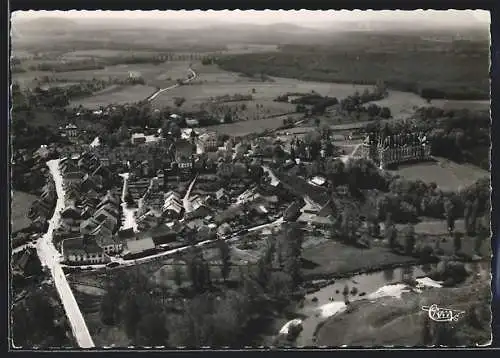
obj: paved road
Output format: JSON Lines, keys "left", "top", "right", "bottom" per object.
{"left": 36, "top": 159, "right": 95, "bottom": 349}
{"left": 182, "top": 175, "right": 198, "bottom": 214}
{"left": 61, "top": 216, "right": 285, "bottom": 270}
{"left": 147, "top": 68, "right": 197, "bottom": 102}
{"left": 119, "top": 172, "right": 138, "bottom": 232}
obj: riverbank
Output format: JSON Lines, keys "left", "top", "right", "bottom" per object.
{"left": 314, "top": 280, "right": 491, "bottom": 347}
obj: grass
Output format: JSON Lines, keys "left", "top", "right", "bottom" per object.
{"left": 390, "top": 158, "right": 489, "bottom": 192}
{"left": 315, "top": 281, "right": 491, "bottom": 347}
{"left": 12, "top": 61, "right": 192, "bottom": 90}
{"left": 301, "top": 241, "right": 416, "bottom": 279}
{"left": 69, "top": 84, "right": 158, "bottom": 109}
{"left": 11, "top": 190, "right": 37, "bottom": 233}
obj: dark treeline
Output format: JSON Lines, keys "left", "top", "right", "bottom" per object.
{"left": 366, "top": 107, "right": 490, "bottom": 170}
{"left": 215, "top": 41, "right": 489, "bottom": 101}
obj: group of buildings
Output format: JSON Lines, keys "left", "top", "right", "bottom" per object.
{"left": 358, "top": 131, "right": 431, "bottom": 169}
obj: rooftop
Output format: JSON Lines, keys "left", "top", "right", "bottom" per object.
{"left": 125, "top": 237, "right": 155, "bottom": 255}
{"left": 62, "top": 236, "right": 103, "bottom": 256}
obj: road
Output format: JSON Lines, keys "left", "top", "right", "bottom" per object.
{"left": 36, "top": 159, "right": 95, "bottom": 348}
{"left": 119, "top": 172, "right": 138, "bottom": 232}
{"left": 61, "top": 216, "right": 285, "bottom": 270}
{"left": 182, "top": 175, "right": 198, "bottom": 214}
{"left": 147, "top": 68, "right": 197, "bottom": 102}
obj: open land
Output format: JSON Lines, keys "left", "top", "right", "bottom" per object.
{"left": 11, "top": 191, "right": 38, "bottom": 233}
{"left": 391, "top": 158, "right": 489, "bottom": 191}
{"left": 315, "top": 281, "right": 490, "bottom": 347}
{"left": 69, "top": 84, "right": 158, "bottom": 109}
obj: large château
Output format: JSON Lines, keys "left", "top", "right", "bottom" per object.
{"left": 359, "top": 131, "right": 431, "bottom": 169}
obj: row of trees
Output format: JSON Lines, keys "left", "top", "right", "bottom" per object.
{"left": 98, "top": 223, "right": 304, "bottom": 347}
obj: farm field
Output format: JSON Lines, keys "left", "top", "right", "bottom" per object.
{"left": 223, "top": 43, "right": 280, "bottom": 54}
{"left": 60, "top": 49, "right": 164, "bottom": 60}
{"left": 12, "top": 61, "right": 193, "bottom": 90}
{"left": 11, "top": 190, "right": 37, "bottom": 233}
{"left": 203, "top": 114, "right": 304, "bottom": 136}
{"left": 69, "top": 84, "right": 158, "bottom": 109}
{"left": 390, "top": 158, "right": 489, "bottom": 191}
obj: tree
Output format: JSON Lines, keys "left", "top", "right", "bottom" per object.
{"left": 173, "top": 262, "right": 183, "bottom": 287}
{"left": 444, "top": 198, "right": 455, "bottom": 234}
{"left": 170, "top": 123, "right": 182, "bottom": 139}
{"left": 380, "top": 107, "right": 391, "bottom": 119}
{"left": 463, "top": 200, "right": 472, "bottom": 235}
{"left": 469, "top": 198, "right": 480, "bottom": 235}
{"left": 135, "top": 312, "right": 169, "bottom": 347}
{"left": 174, "top": 97, "right": 186, "bottom": 107}
{"left": 403, "top": 224, "right": 416, "bottom": 255}
{"left": 217, "top": 239, "right": 231, "bottom": 282}
{"left": 453, "top": 233, "right": 462, "bottom": 254}
{"left": 123, "top": 294, "right": 141, "bottom": 339}
{"left": 340, "top": 205, "right": 361, "bottom": 245}
{"left": 100, "top": 292, "right": 118, "bottom": 326}
{"left": 421, "top": 317, "right": 433, "bottom": 345}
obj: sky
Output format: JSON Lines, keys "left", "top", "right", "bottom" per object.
{"left": 12, "top": 10, "right": 490, "bottom": 28}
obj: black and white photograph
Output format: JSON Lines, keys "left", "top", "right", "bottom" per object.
{"left": 9, "top": 9, "right": 492, "bottom": 349}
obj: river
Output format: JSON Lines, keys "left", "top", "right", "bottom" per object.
{"left": 272, "top": 261, "right": 489, "bottom": 347}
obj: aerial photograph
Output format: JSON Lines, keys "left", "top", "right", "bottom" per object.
{"left": 10, "top": 9, "right": 491, "bottom": 349}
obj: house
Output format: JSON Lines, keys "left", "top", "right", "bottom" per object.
{"left": 61, "top": 236, "right": 108, "bottom": 264}
{"left": 186, "top": 119, "right": 200, "bottom": 127}
{"left": 185, "top": 197, "right": 213, "bottom": 220}
{"left": 95, "top": 235, "right": 123, "bottom": 255}
{"left": 162, "top": 192, "right": 184, "bottom": 219}
{"left": 60, "top": 157, "right": 80, "bottom": 174}
{"left": 95, "top": 191, "right": 120, "bottom": 211}
{"left": 175, "top": 139, "right": 195, "bottom": 170}
{"left": 146, "top": 226, "right": 178, "bottom": 246}
{"left": 88, "top": 220, "right": 114, "bottom": 239}
{"left": 124, "top": 237, "right": 156, "bottom": 258}
{"left": 308, "top": 176, "right": 327, "bottom": 187}
{"left": 64, "top": 171, "right": 85, "bottom": 185}
{"left": 215, "top": 188, "right": 228, "bottom": 203}
{"left": 81, "top": 174, "right": 101, "bottom": 193}
{"left": 28, "top": 199, "right": 53, "bottom": 220}
{"left": 197, "top": 132, "right": 218, "bottom": 152}
{"left": 131, "top": 133, "right": 147, "bottom": 145}
{"left": 118, "top": 228, "right": 136, "bottom": 240}
{"left": 297, "top": 213, "right": 335, "bottom": 228}
{"left": 60, "top": 202, "right": 82, "bottom": 220}
{"left": 61, "top": 124, "right": 79, "bottom": 138}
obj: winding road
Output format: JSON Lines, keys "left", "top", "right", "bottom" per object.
{"left": 147, "top": 68, "right": 197, "bottom": 102}
{"left": 36, "top": 159, "right": 95, "bottom": 349}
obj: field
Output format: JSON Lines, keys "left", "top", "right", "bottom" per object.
{"left": 60, "top": 49, "right": 163, "bottom": 60}
{"left": 301, "top": 241, "right": 416, "bottom": 279}
{"left": 69, "top": 84, "right": 158, "bottom": 109}
{"left": 12, "top": 61, "right": 193, "bottom": 90}
{"left": 390, "top": 158, "right": 489, "bottom": 191}
{"left": 315, "top": 281, "right": 490, "bottom": 346}
{"left": 11, "top": 190, "right": 37, "bottom": 233}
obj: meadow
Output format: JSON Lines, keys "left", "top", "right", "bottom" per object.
{"left": 69, "top": 85, "right": 158, "bottom": 109}
{"left": 11, "top": 190, "right": 38, "bottom": 233}
{"left": 390, "top": 158, "right": 489, "bottom": 192}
